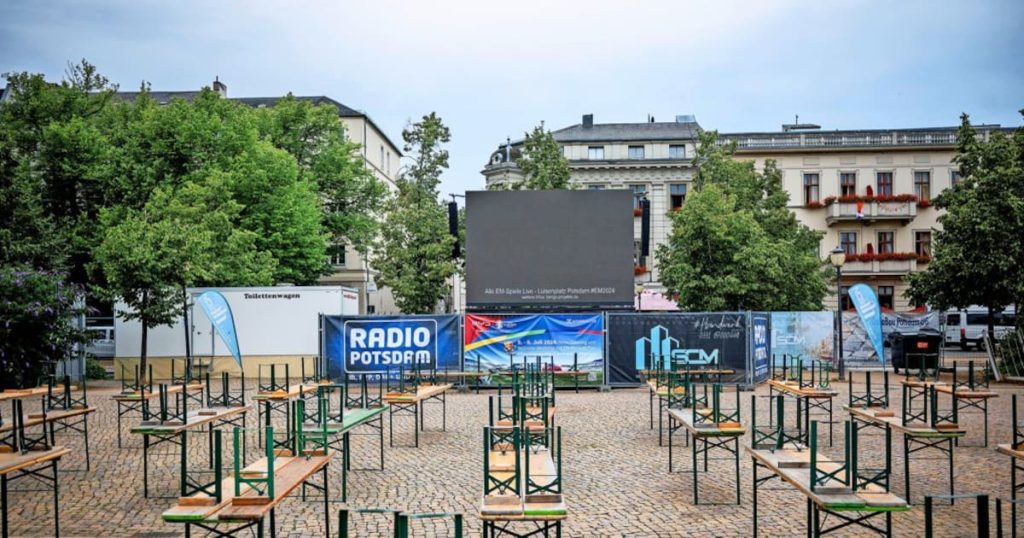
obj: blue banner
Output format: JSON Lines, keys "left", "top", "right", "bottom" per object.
{"left": 849, "top": 284, "right": 885, "bottom": 366}
{"left": 463, "top": 314, "right": 604, "bottom": 381}
{"left": 196, "top": 291, "right": 242, "bottom": 367}
{"left": 324, "top": 315, "right": 461, "bottom": 378}
{"left": 751, "top": 313, "right": 770, "bottom": 383}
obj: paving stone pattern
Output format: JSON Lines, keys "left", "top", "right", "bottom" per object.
{"left": 4, "top": 378, "right": 1023, "bottom": 537}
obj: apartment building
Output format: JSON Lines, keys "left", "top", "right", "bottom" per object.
{"left": 118, "top": 79, "right": 402, "bottom": 314}
{"left": 481, "top": 114, "right": 1014, "bottom": 311}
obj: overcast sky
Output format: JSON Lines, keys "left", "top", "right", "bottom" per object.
{"left": 2, "top": 0, "right": 1022, "bottom": 199}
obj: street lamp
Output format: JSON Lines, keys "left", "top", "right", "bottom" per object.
{"left": 635, "top": 283, "right": 645, "bottom": 311}
{"left": 829, "top": 246, "right": 847, "bottom": 379}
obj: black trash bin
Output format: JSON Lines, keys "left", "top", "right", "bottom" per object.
{"left": 889, "top": 328, "right": 942, "bottom": 373}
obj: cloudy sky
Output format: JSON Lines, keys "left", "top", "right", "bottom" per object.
{"left": 2, "top": 0, "right": 1022, "bottom": 198}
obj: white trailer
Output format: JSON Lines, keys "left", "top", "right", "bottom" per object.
{"left": 114, "top": 286, "right": 359, "bottom": 378}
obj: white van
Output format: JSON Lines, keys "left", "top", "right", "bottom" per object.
{"left": 944, "top": 307, "right": 1016, "bottom": 350}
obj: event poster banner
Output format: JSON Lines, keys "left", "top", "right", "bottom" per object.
{"left": 770, "top": 311, "right": 835, "bottom": 365}
{"left": 751, "top": 313, "right": 770, "bottom": 383}
{"left": 324, "top": 315, "right": 461, "bottom": 379}
{"left": 841, "top": 311, "right": 940, "bottom": 366}
{"left": 606, "top": 313, "right": 748, "bottom": 385}
{"left": 463, "top": 314, "right": 604, "bottom": 382}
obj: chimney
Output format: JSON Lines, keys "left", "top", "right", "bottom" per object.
{"left": 675, "top": 115, "right": 696, "bottom": 123}
{"left": 582, "top": 114, "right": 593, "bottom": 128}
{"left": 212, "top": 76, "right": 227, "bottom": 97}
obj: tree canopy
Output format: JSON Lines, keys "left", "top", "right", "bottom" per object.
{"left": 515, "top": 124, "right": 571, "bottom": 190}
{"left": 657, "top": 131, "right": 828, "bottom": 311}
{"left": 907, "top": 113, "right": 1024, "bottom": 335}
{"left": 373, "top": 113, "right": 458, "bottom": 313}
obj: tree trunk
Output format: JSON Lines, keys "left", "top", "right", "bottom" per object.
{"left": 182, "top": 285, "right": 191, "bottom": 382}
{"left": 139, "top": 290, "right": 149, "bottom": 383}
{"left": 987, "top": 305, "right": 996, "bottom": 349}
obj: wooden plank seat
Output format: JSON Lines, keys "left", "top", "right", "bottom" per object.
{"left": 383, "top": 383, "right": 452, "bottom": 404}
{"left": 113, "top": 382, "right": 203, "bottom": 402}
{"left": 845, "top": 406, "right": 965, "bottom": 437}
{"left": 0, "top": 386, "right": 71, "bottom": 403}
{"left": 0, "top": 407, "right": 96, "bottom": 434}
{"left": 162, "top": 453, "right": 331, "bottom": 523}
{"left": 747, "top": 447, "right": 910, "bottom": 512}
{"left": 481, "top": 448, "right": 566, "bottom": 520}
{"left": 666, "top": 407, "right": 745, "bottom": 436}
{"left": 495, "top": 406, "right": 556, "bottom": 431}
{"left": 131, "top": 406, "right": 249, "bottom": 434}
{"left": 996, "top": 443, "right": 1024, "bottom": 460}
{"left": 251, "top": 383, "right": 320, "bottom": 401}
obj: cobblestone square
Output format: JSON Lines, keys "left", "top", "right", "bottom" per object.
{"left": 4, "top": 378, "right": 1022, "bottom": 537}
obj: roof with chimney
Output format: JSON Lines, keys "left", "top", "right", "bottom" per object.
{"left": 550, "top": 115, "right": 702, "bottom": 143}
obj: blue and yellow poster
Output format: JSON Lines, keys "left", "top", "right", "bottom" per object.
{"left": 463, "top": 314, "right": 604, "bottom": 382}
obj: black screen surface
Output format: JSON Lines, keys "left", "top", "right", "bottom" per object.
{"left": 465, "top": 189, "right": 634, "bottom": 310}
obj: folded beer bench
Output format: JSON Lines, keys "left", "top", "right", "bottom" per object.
{"left": 480, "top": 425, "right": 565, "bottom": 537}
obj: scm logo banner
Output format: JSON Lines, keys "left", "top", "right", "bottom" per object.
{"left": 343, "top": 319, "right": 438, "bottom": 372}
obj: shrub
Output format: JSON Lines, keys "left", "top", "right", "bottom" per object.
{"left": 85, "top": 357, "right": 109, "bottom": 380}
{"left": 0, "top": 267, "right": 86, "bottom": 389}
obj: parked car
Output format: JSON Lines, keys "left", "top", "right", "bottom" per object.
{"left": 944, "top": 307, "right": 1016, "bottom": 350}
{"left": 85, "top": 326, "right": 115, "bottom": 359}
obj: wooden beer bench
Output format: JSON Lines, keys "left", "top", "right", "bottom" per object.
{"left": 130, "top": 388, "right": 249, "bottom": 498}
{"left": 113, "top": 381, "right": 204, "bottom": 448}
{"left": 0, "top": 446, "right": 70, "bottom": 538}
{"left": 666, "top": 382, "right": 744, "bottom": 505}
{"left": 383, "top": 383, "right": 452, "bottom": 447}
{"left": 995, "top": 393, "right": 1024, "bottom": 535}
{"left": 162, "top": 426, "right": 332, "bottom": 538}
{"left": 480, "top": 425, "right": 565, "bottom": 537}
{"left": 643, "top": 365, "right": 735, "bottom": 445}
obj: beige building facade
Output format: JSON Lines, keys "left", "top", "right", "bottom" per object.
{"left": 482, "top": 115, "right": 1013, "bottom": 312}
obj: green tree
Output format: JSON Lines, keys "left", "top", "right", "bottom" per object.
{"left": 254, "top": 96, "right": 387, "bottom": 262}
{"left": 93, "top": 178, "right": 274, "bottom": 373}
{"left": 907, "top": 113, "right": 1024, "bottom": 341}
{"left": 516, "top": 124, "right": 571, "bottom": 190}
{"left": 0, "top": 61, "right": 115, "bottom": 280}
{"left": 657, "top": 131, "right": 828, "bottom": 310}
{"left": 374, "top": 113, "right": 457, "bottom": 313}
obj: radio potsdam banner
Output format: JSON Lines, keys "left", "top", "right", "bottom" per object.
{"left": 463, "top": 314, "right": 604, "bottom": 382}
{"left": 607, "top": 313, "right": 748, "bottom": 385}
{"left": 324, "top": 315, "right": 461, "bottom": 379}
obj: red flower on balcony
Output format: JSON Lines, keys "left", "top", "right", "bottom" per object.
{"left": 917, "top": 199, "right": 932, "bottom": 208}
{"left": 806, "top": 200, "right": 824, "bottom": 209}
{"left": 634, "top": 265, "right": 648, "bottom": 276}
{"left": 823, "top": 194, "right": 918, "bottom": 205}
{"left": 823, "top": 196, "right": 837, "bottom": 206}
{"left": 849, "top": 252, "right": 920, "bottom": 263}
{"left": 633, "top": 207, "right": 644, "bottom": 217}
{"left": 917, "top": 254, "right": 932, "bottom": 263}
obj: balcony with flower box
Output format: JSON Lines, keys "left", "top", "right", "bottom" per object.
{"left": 840, "top": 252, "right": 923, "bottom": 275}
{"left": 822, "top": 194, "right": 918, "bottom": 226}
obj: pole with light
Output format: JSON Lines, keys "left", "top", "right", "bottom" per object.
{"left": 829, "top": 245, "right": 847, "bottom": 380}
{"left": 635, "top": 283, "right": 645, "bottom": 311}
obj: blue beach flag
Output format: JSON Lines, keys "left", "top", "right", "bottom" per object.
{"left": 197, "top": 290, "right": 242, "bottom": 368}
{"left": 849, "top": 283, "right": 885, "bottom": 366}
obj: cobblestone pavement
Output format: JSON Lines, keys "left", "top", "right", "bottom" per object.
{"left": 5, "top": 377, "right": 1023, "bottom": 537}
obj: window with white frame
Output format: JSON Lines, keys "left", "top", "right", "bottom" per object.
{"left": 628, "top": 145, "right": 645, "bottom": 159}
{"left": 669, "top": 145, "right": 686, "bottom": 159}
{"left": 328, "top": 243, "right": 346, "bottom": 267}
{"left": 670, "top": 184, "right": 687, "bottom": 210}
{"left": 914, "top": 171, "right": 931, "bottom": 201}
{"left": 588, "top": 146, "right": 605, "bottom": 160}
{"left": 630, "top": 184, "right": 647, "bottom": 209}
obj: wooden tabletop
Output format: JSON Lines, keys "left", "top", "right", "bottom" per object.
{"left": 251, "top": 383, "right": 321, "bottom": 401}
{"left": 995, "top": 443, "right": 1024, "bottom": 460}
{"left": 0, "top": 385, "right": 70, "bottom": 403}
{"left": 0, "top": 446, "right": 71, "bottom": 475}
{"left": 768, "top": 379, "right": 839, "bottom": 398}
{"left": 383, "top": 383, "right": 453, "bottom": 403}
{"left": 934, "top": 385, "right": 999, "bottom": 399}
{"left": 667, "top": 407, "right": 745, "bottom": 437}
{"left": 0, "top": 406, "right": 96, "bottom": 434}
{"left": 113, "top": 382, "right": 204, "bottom": 402}
{"left": 845, "top": 405, "right": 965, "bottom": 437}
{"left": 301, "top": 406, "right": 388, "bottom": 434}
{"left": 745, "top": 446, "right": 909, "bottom": 512}
{"left": 130, "top": 405, "right": 249, "bottom": 435}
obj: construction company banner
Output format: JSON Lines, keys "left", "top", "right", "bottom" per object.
{"left": 841, "top": 311, "right": 940, "bottom": 366}
{"left": 463, "top": 314, "right": 604, "bottom": 383}
{"left": 771, "top": 311, "right": 836, "bottom": 366}
{"left": 606, "top": 313, "right": 748, "bottom": 385}
{"left": 323, "top": 315, "right": 461, "bottom": 379}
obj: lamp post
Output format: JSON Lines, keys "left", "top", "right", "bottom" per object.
{"left": 635, "top": 283, "right": 645, "bottom": 312}
{"left": 829, "top": 246, "right": 847, "bottom": 380}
